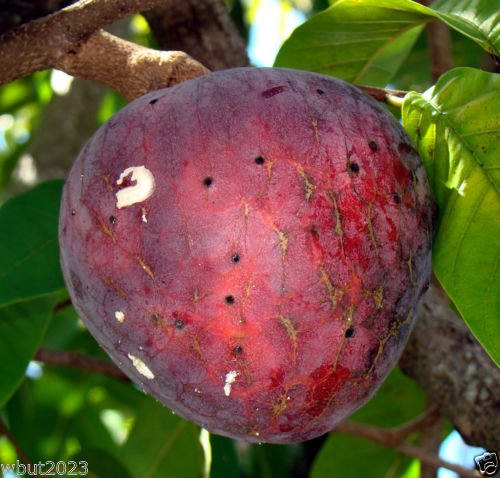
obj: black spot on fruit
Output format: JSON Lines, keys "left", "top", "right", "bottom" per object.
{"left": 174, "top": 318, "right": 185, "bottom": 330}
{"left": 203, "top": 177, "right": 213, "bottom": 187}
{"left": 349, "top": 162, "right": 360, "bottom": 173}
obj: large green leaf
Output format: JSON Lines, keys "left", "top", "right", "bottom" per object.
{"left": 402, "top": 67, "right": 500, "bottom": 366}
{"left": 351, "top": 367, "right": 426, "bottom": 427}
{"left": 274, "top": 0, "right": 429, "bottom": 86}
{"left": 432, "top": 0, "right": 500, "bottom": 57}
{"left": 312, "top": 434, "right": 410, "bottom": 478}
{"left": 72, "top": 449, "right": 133, "bottom": 478}
{"left": 121, "top": 398, "right": 204, "bottom": 478}
{"left": 0, "top": 180, "right": 65, "bottom": 305}
{"left": 274, "top": 0, "right": 498, "bottom": 86}
{"left": 209, "top": 434, "right": 239, "bottom": 478}
{"left": 0, "top": 295, "right": 55, "bottom": 406}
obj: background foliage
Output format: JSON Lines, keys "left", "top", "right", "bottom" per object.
{"left": 0, "top": 0, "right": 498, "bottom": 477}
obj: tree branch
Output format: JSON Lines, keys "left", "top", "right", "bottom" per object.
{"left": 56, "top": 30, "right": 209, "bottom": 100}
{"left": 143, "top": 0, "right": 250, "bottom": 71}
{"left": 334, "top": 420, "right": 480, "bottom": 478}
{"left": 419, "top": 0, "right": 453, "bottom": 81}
{"left": 0, "top": 0, "right": 209, "bottom": 100}
{"left": 34, "top": 347, "right": 130, "bottom": 382}
{"left": 400, "top": 285, "right": 500, "bottom": 450}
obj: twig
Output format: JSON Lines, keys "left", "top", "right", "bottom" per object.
{"left": 419, "top": 414, "right": 445, "bottom": 478}
{"left": 34, "top": 348, "right": 130, "bottom": 382}
{"left": 0, "top": 419, "right": 31, "bottom": 466}
{"left": 52, "top": 298, "right": 72, "bottom": 314}
{"left": 378, "top": 405, "right": 441, "bottom": 446}
{"left": 334, "top": 420, "right": 480, "bottom": 478}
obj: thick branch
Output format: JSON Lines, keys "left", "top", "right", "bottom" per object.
{"left": 143, "top": 0, "right": 250, "bottom": 70}
{"left": 0, "top": 0, "right": 208, "bottom": 99}
{"left": 400, "top": 285, "right": 500, "bottom": 449}
{"left": 34, "top": 347, "right": 130, "bottom": 382}
{"left": 335, "top": 420, "right": 480, "bottom": 478}
{"left": 56, "top": 30, "right": 209, "bottom": 100}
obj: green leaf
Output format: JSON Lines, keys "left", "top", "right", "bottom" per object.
{"left": 312, "top": 367, "right": 424, "bottom": 477}
{"left": 311, "top": 434, "right": 410, "bottom": 478}
{"left": 274, "top": 0, "right": 431, "bottom": 86}
{"left": 0, "top": 180, "right": 65, "bottom": 306}
{"left": 351, "top": 366, "right": 426, "bottom": 427}
{"left": 0, "top": 295, "right": 54, "bottom": 406}
{"left": 274, "top": 0, "right": 497, "bottom": 86}
{"left": 402, "top": 67, "right": 500, "bottom": 366}
{"left": 72, "top": 448, "right": 133, "bottom": 478}
{"left": 121, "top": 398, "right": 204, "bottom": 478}
{"left": 209, "top": 434, "right": 239, "bottom": 478}
{"left": 431, "top": 0, "right": 500, "bottom": 57}
{"left": 247, "top": 443, "right": 297, "bottom": 478}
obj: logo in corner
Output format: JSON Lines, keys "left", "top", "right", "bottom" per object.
{"left": 475, "top": 451, "right": 499, "bottom": 476}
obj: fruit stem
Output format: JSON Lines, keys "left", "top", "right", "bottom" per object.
{"left": 357, "top": 85, "right": 407, "bottom": 109}
{"left": 386, "top": 93, "right": 406, "bottom": 109}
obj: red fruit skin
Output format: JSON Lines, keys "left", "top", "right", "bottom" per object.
{"left": 59, "top": 67, "right": 434, "bottom": 443}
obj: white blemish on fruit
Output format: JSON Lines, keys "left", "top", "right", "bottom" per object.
{"left": 115, "top": 311, "right": 125, "bottom": 323}
{"left": 127, "top": 353, "right": 154, "bottom": 379}
{"left": 224, "top": 370, "right": 239, "bottom": 397}
{"left": 116, "top": 166, "right": 155, "bottom": 209}
{"left": 141, "top": 207, "right": 148, "bottom": 223}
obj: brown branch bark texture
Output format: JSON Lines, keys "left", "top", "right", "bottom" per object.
{"left": 400, "top": 285, "right": 500, "bottom": 450}
{"left": 143, "top": 0, "right": 250, "bottom": 71}
{"left": 0, "top": 0, "right": 209, "bottom": 100}
{"left": 34, "top": 348, "right": 130, "bottom": 382}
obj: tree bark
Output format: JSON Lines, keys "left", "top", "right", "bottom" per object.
{"left": 144, "top": 0, "right": 250, "bottom": 71}
{"left": 0, "top": 0, "right": 209, "bottom": 97}
{"left": 400, "top": 285, "right": 500, "bottom": 449}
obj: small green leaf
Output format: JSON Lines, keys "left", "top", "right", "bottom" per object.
{"left": 121, "top": 398, "right": 204, "bottom": 478}
{"left": 0, "top": 296, "right": 55, "bottom": 406}
{"left": 403, "top": 67, "right": 500, "bottom": 366}
{"left": 0, "top": 180, "right": 65, "bottom": 306}
{"left": 274, "top": 0, "right": 431, "bottom": 86}
{"left": 431, "top": 0, "right": 500, "bottom": 56}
